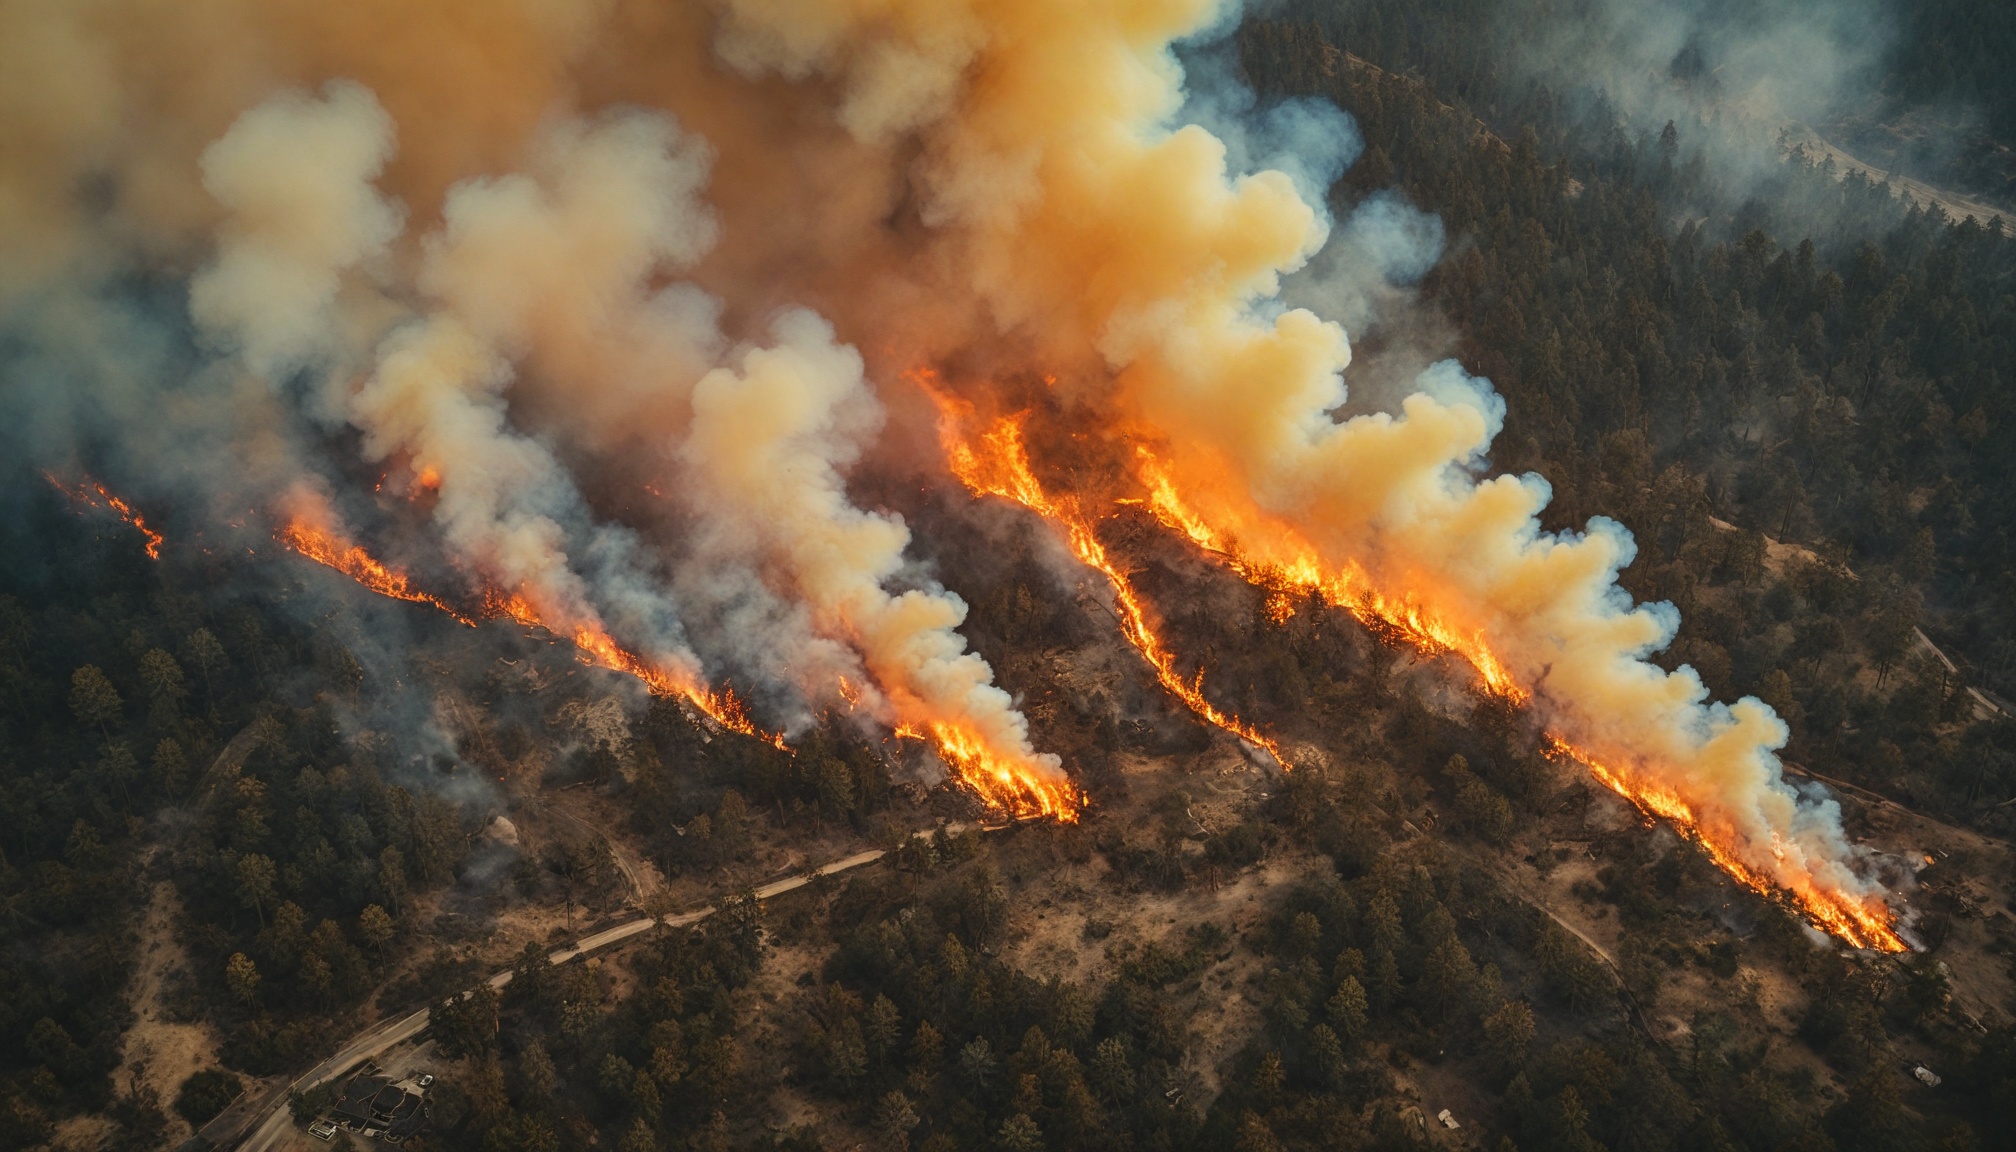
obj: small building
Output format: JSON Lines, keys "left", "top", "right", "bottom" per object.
{"left": 330, "top": 1072, "right": 430, "bottom": 1142}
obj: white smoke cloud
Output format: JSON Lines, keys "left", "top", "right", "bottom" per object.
{"left": 190, "top": 80, "right": 403, "bottom": 383}
{"left": 682, "top": 309, "right": 1062, "bottom": 779}
{"left": 708, "top": 0, "right": 1897, "bottom": 924}
{"left": 0, "top": 0, "right": 1916, "bottom": 889}
{"left": 183, "top": 74, "right": 1057, "bottom": 787}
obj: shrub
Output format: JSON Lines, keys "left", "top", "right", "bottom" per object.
{"left": 175, "top": 1068, "right": 245, "bottom": 1126}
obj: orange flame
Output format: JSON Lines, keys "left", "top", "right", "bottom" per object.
{"left": 277, "top": 518, "right": 479, "bottom": 626}
{"left": 482, "top": 590, "right": 787, "bottom": 749}
{"left": 1547, "top": 738, "right": 1907, "bottom": 952}
{"left": 1134, "top": 449, "right": 1526, "bottom": 702}
{"left": 1122, "top": 448, "right": 1905, "bottom": 950}
{"left": 369, "top": 571, "right": 1071, "bottom": 820}
{"left": 918, "top": 384, "right": 1903, "bottom": 950}
{"left": 926, "top": 389, "right": 1285, "bottom": 766}
{"left": 928, "top": 720, "right": 1081, "bottom": 822}
{"left": 48, "top": 474, "right": 164, "bottom": 559}
{"left": 271, "top": 521, "right": 783, "bottom": 749}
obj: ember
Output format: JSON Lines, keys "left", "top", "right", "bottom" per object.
{"left": 47, "top": 474, "right": 165, "bottom": 559}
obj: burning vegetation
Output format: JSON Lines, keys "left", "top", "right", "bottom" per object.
{"left": 479, "top": 588, "right": 786, "bottom": 750}
{"left": 47, "top": 473, "right": 165, "bottom": 559}
{"left": 930, "top": 384, "right": 1287, "bottom": 769}
{"left": 277, "top": 514, "right": 479, "bottom": 627}
{"left": 17, "top": 0, "right": 2016, "bottom": 1148}
{"left": 1550, "top": 738, "right": 1909, "bottom": 953}
{"left": 20, "top": 0, "right": 1901, "bottom": 945}
{"left": 276, "top": 492, "right": 1075, "bottom": 821}
{"left": 925, "top": 387, "right": 1909, "bottom": 953}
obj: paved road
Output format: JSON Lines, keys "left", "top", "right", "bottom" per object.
{"left": 212, "top": 841, "right": 919, "bottom": 1152}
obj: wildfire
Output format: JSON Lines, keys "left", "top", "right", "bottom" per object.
{"left": 1129, "top": 448, "right": 1911, "bottom": 950}
{"left": 277, "top": 517, "right": 479, "bottom": 626}
{"left": 482, "top": 590, "right": 786, "bottom": 749}
{"left": 928, "top": 720, "right": 1081, "bottom": 822}
{"left": 1133, "top": 449, "right": 1526, "bottom": 702}
{"left": 920, "top": 386, "right": 1907, "bottom": 949}
{"left": 274, "top": 514, "right": 785, "bottom": 748}
{"left": 928, "top": 392, "right": 1286, "bottom": 766}
{"left": 276, "top": 508, "right": 1068, "bottom": 817}
{"left": 1547, "top": 738, "right": 1908, "bottom": 952}
{"left": 47, "top": 473, "right": 164, "bottom": 559}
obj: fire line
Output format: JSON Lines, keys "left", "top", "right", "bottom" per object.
{"left": 1133, "top": 448, "right": 1526, "bottom": 703}
{"left": 1133, "top": 448, "right": 1905, "bottom": 951}
{"left": 277, "top": 511, "right": 1075, "bottom": 820}
{"left": 1546, "top": 738, "right": 1907, "bottom": 952}
{"left": 1130, "top": 449, "right": 1907, "bottom": 952}
{"left": 47, "top": 473, "right": 165, "bottom": 559}
{"left": 276, "top": 512, "right": 785, "bottom": 748}
{"left": 277, "top": 517, "right": 480, "bottom": 626}
{"left": 920, "top": 387, "right": 1905, "bottom": 952}
{"left": 481, "top": 590, "right": 787, "bottom": 749}
{"left": 923, "top": 384, "right": 1286, "bottom": 767}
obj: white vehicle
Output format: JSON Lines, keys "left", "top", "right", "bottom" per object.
{"left": 308, "top": 1120, "right": 339, "bottom": 1141}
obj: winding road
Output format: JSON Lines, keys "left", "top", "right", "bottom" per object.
{"left": 201, "top": 837, "right": 947, "bottom": 1152}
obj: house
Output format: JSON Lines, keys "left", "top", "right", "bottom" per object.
{"left": 329, "top": 1071, "right": 431, "bottom": 1143}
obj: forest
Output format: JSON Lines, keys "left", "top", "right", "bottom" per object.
{"left": 2, "top": 2, "right": 2015, "bottom": 1152}
{"left": 1238, "top": 4, "right": 2016, "bottom": 831}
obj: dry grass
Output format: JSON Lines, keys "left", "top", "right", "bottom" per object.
{"left": 115, "top": 872, "right": 224, "bottom": 1144}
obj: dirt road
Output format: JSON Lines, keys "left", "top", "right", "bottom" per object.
{"left": 1786, "top": 125, "right": 2009, "bottom": 228}
{"left": 209, "top": 836, "right": 948, "bottom": 1152}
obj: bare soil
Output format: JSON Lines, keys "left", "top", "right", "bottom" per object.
{"left": 115, "top": 871, "right": 224, "bottom": 1144}
{"left": 1786, "top": 126, "right": 2010, "bottom": 229}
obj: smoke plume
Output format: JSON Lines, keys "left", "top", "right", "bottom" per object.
{"left": 712, "top": 0, "right": 1901, "bottom": 937}
{"left": 682, "top": 310, "right": 1067, "bottom": 809}
{"left": 0, "top": 0, "right": 1902, "bottom": 924}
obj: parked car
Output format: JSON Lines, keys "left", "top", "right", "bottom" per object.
{"left": 308, "top": 1120, "right": 339, "bottom": 1142}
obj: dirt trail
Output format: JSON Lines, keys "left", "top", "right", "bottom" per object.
{"left": 545, "top": 792, "right": 663, "bottom": 903}
{"left": 200, "top": 719, "right": 271, "bottom": 797}
{"left": 115, "top": 856, "right": 223, "bottom": 1143}
{"left": 1786, "top": 125, "right": 2010, "bottom": 228}
{"left": 103, "top": 715, "right": 265, "bottom": 1144}
{"left": 224, "top": 829, "right": 975, "bottom": 1152}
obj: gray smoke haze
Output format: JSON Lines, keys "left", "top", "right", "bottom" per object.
{"left": 1507, "top": 0, "right": 1907, "bottom": 211}
{"left": 1530, "top": 0, "right": 1891, "bottom": 128}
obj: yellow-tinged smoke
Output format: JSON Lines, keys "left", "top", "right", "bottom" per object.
{"left": 150, "top": 33, "right": 1072, "bottom": 819}
{"left": 714, "top": 0, "right": 1902, "bottom": 939}
{"left": 682, "top": 312, "right": 1076, "bottom": 819}
{"left": 0, "top": 0, "right": 1907, "bottom": 902}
